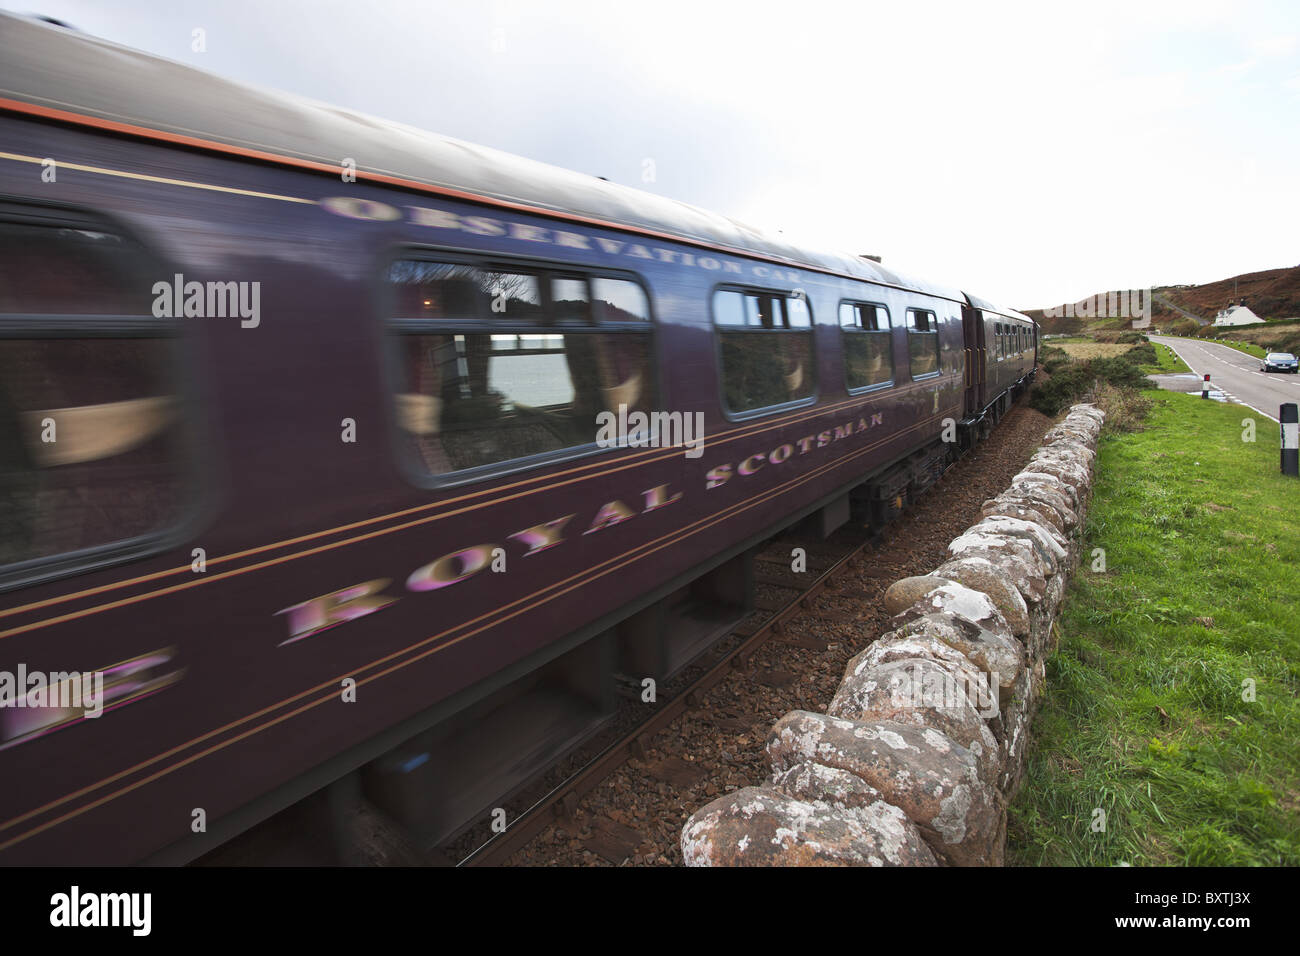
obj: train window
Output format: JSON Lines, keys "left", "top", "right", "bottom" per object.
{"left": 0, "top": 217, "right": 192, "bottom": 580}
{"left": 839, "top": 302, "right": 893, "bottom": 391}
{"left": 387, "top": 258, "right": 655, "bottom": 478}
{"left": 551, "top": 276, "right": 590, "bottom": 326}
{"left": 713, "top": 289, "right": 815, "bottom": 415}
{"left": 592, "top": 277, "right": 650, "bottom": 325}
{"left": 905, "top": 308, "right": 940, "bottom": 378}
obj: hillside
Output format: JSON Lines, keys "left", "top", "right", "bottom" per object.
{"left": 1023, "top": 264, "right": 1300, "bottom": 337}
{"left": 1158, "top": 265, "right": 1300, "bottom": 322}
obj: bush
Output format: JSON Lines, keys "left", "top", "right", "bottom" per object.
{"left": 1028, "top": 341, "right": 1157, "bottom": 417}
{"left": 1084, "top": 381, "right": 1152, "bottom": 432}
{"left": 1093, "top": 330, "right": 1147, "bottom": 345}
{"left": 1124, "top": 342, "right": 1158, "bottom": 366}
{"left": 1040, "top": 345, "right": 1071, "bottom": 374}
{"left": 1030, "top": 363, "right": 1094, "bottom": 415}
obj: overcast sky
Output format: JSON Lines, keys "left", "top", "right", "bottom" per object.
{"left": 5, "top": 0, "right": 1297, "bottom": 307}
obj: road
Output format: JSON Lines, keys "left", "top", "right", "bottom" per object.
{"left": 1149, "top": 335, "right": 1300, "bottom": 423}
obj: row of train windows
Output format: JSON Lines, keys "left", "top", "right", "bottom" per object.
{"left": 0, "top": 219, "right": 950, "bottom": 578}
{"left": 393, "top": 271, "right": 944, "bottom": 475}
{"left": 993, "top": 321, "right": 1032, "bottom": 359}
{"left": 712, "top": 292, "right": 940, "bottom": 410}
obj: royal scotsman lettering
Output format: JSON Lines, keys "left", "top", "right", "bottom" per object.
{"left": 275, "top": 483, "right": 684, "bottom": 645}
{"left": 274, "top": 411, "right": 886, "bottom": 644}
{"left": 595, "top": 405, "right": 706, "bottom": 459}
{"left": 319, "top": 197, "right": 803, "bottom": 281}
{"left": 706, "top": 413, "right": 885, "bottom": 489}
{"left": 0, "top": 649, "right": 184, "bottom": 751}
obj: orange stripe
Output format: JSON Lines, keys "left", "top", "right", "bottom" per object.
{"left": 0, "top": 97, "right": 963, "bottom": 300}
{"left": 0, "top": 412, "right": 948, "bottom": 848}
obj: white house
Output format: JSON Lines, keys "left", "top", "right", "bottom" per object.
{"left": 1213, "top": 304, "right": 1265, "bottom": 327}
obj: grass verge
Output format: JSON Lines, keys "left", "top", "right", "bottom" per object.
{"left": 1162, "top": 334, "right": 1269, "bottom": 359}
{"left": 1007, "top": 390, "right": 1300, "bottom": 865}
{"left": 1140, "top": 341, "right": 1191, "bottom": 375}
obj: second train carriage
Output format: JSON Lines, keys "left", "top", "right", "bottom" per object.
{"left": 0, "top": 14, "right": 1036, "bottom": 863}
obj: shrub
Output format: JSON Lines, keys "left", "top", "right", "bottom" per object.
{"left": 1084, "top": 381, "right": 1152, "bottom": 432}
{"left": 1030, "top": 362, "right": 1094, "bottom": 415}
{"left": 1124, "top": 342, "right": 1158, "bottom": 366}
{"left": 1028, "top": 342, "right": 1157, "bottom": 417}
{"left": 1093, "top": 330, "right": 1147, "bottom": 345}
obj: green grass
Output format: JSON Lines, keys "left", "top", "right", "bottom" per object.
{"left": 1007, "top": 391, "right": 1300, "bottom": 866}
{"left": 1209, "top": 338, "right": 1268, "bottom": 359}
{"left": 1157, "top": 334, "right": 1268, "bottom": 359}
{"left": 1140, "top": 342, "right": 1191, "bottom": 374}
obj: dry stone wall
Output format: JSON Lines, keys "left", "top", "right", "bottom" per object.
{"left": 681, "top": 403, "right": 1106, "bottom": 866}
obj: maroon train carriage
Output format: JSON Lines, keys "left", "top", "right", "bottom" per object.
{"left": 0, "top": 15, "right": 1037, "bottom": 864}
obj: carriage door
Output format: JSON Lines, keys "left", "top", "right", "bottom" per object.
{"left": 960, "top": 302, "right": 983, "bottom": 418}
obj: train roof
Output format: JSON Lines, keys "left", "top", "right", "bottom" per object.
{"left": 965, "top": 293, "right": 1035, "bottom": 323}
{"left": 0, "top": 14, "right": 975, "bottom": 303}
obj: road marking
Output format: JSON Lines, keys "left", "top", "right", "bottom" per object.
{"left": 1152, "top": 336, "right": 1280, "bottom": 422}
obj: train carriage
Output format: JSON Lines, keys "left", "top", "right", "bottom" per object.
{"left": 0, "top": 14, "right": 1035, "bottom": 864}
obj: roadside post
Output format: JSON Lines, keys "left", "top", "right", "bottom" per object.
{"left": 1202, "top": 373, "right": 1210, "bottom": 399}
{"left": 1283, "top": 404, "right": 1298, "bottom": 478}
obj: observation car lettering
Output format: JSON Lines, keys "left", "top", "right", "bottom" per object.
{"left": 463, "top": 215, "right": 508, "bottom": 237}
{"left": 508, "top": 223, "right": 549, "bottom": 242}
{"left": 320, "top": 196, "right": 401, "bottom": 221}
{"left": 552, "top": 229, "right": 591, "bottom": 249}
{"left": 405, "top": 205, "right": 461, "bottom": 229}
{"left": 321, "top": 197, "right": 795, "bottom": 281}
